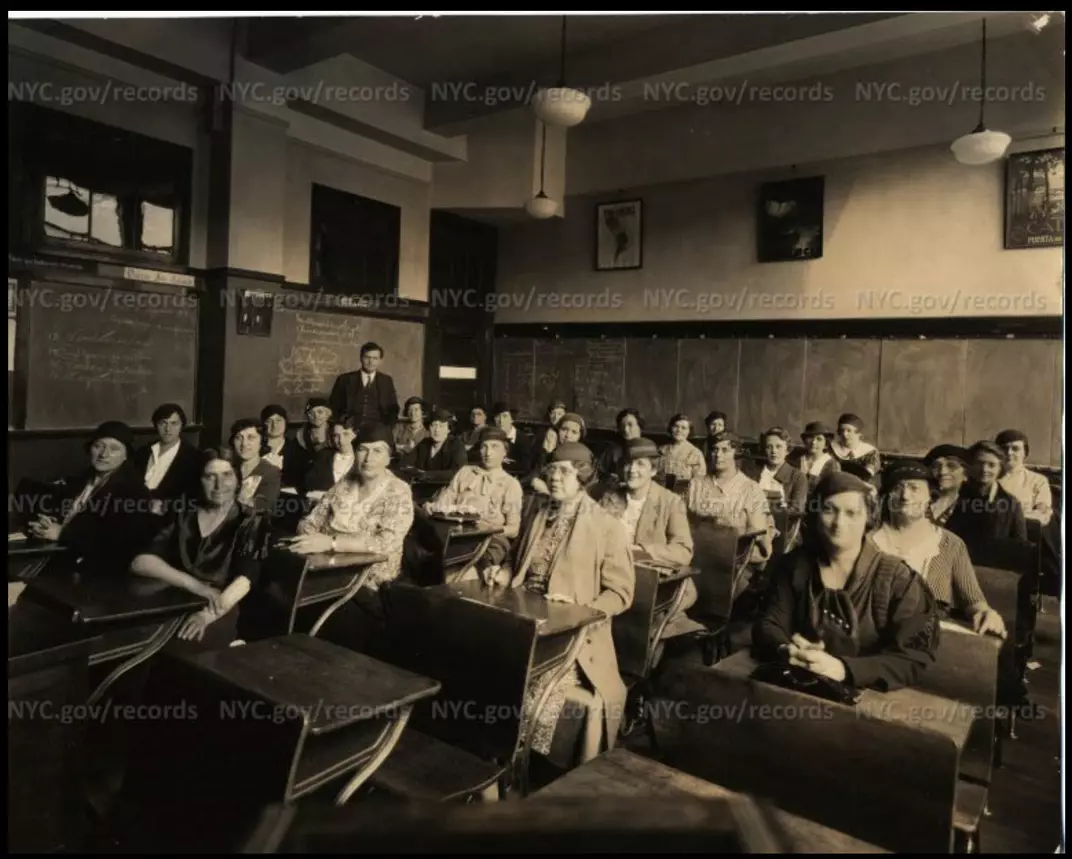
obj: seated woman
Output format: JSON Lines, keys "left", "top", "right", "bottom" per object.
{"left": 687, "top": 431, "right": 773, "bottom": 566}
{"left": 393, "top": 396, "right": 428, "bottom": 464}
{"left": 536, "top": 400, "right": 568, "bottom": 464}
{"left": 130, "top": 449, "right": 271, "bottom": 652}
{"left": 871, "top": 461, "right": 1005, "bottom": 637}
{"left": 24, "top": 421, "right": 153, "bottom": 571}
{"left": 418, "top": 426, "right": 524, "bottom": 581}
{"left": 294, "top": 397, "right": 334, "bottom": 464}
{"left": 795, "top": 421, "right": 840, "bottom": 493}
{"left": 461, "top": 405, "right": 488, "bottom": 456}
{"left": 753, "top": 471, "right": 940, "bottom": 692}
{"left": 701, "top": 411, "right": 728, "bottom": 471}
{"left": 285, "top": 423, "right": 415, "bottom": 652}
{"left": 657, "top": 414, "right": 706, "bottom": 484}
{"left": 303, "top": 413, "right": 358, "bottom": 500}
{"left": 996, "top": 429, "right": 1053, "bottom": 528}
{"left": 411, "top": 408, "right": 468, "bottom": 475}
{"left": 131, "top": 403, "right": 202, "bottom": 525}
{"left": 260, "top": 404, "right": 306, "bottom": 490}
{"left": 753, "top": 427, "right": 808, "bottom": 516}
{"left": 482, "top": 442, "right": 634, "bottom": 768}
{"left": 600, "top": 437, "right": 697, "bottom": 639}
{"left": 945, "top": 441, "right": 1028, "bottom": 545}
{"left": 530, "top": 412, "right": 587, "bottom": 494}
{"left": 228, "top": 419, "right": 282, "bottom": 515}
{"left": 924, "top": 444, "right": 970, "bottom": 527}
{"left": 830, "top": 413, "right": 882, "bottom": 478}
{"left": 490, "top": 403, "right": 533, "bottom": 473}
{"left": 596, "top": 408, "right": 646, "bottom": 483}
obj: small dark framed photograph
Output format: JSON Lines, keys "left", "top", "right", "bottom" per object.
{"left": 757, "top": 176, "right": 824, "bottom": 262}
{"left": 1005, "top": 148, "right": 1064, "bottom": 249}
{"left": 237, "top": 290, "right": 274, "bottom": 337}
{"left": 595, "top": 199, "right": 643, "bottom": 271}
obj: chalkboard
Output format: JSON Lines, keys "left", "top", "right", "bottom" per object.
{"left": 493, "top": 334, "right": 1061, "bottom": 464}
{"left": 226, "top": 307, "right": 424, "bottom": 425}
{"left": 25, "top": 281, "right": 198, "bottom": 429}
{"left": 963, "top": 339, "right": 1059, "bottom": 465}
{"left": 877, "top": 340, "right": 967, "bottom": 456}
{"left": 575, "top": 339, "right": 626, "bottom": 428}
{"left": 803, "top": 339, "right": 881, "bottom": 435}
{"left": 493, "top": 338, "right": 536, "bottom": 420}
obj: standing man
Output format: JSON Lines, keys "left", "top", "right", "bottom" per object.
{"left": 329, "top": 341, "right": 400, "bottom": 426}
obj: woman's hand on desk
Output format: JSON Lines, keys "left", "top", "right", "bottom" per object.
{"left": 545, "top": 593, "right": 576, "bottom": 604}
{"left": 177, "top": 609, "right": 216, "bottom": 641}
{"left": 28, "top": 516, "right": 62, "bottom": 542}
{"left": 285, "top": 533, "right": 334, "bottom": 555}
{"left": 786, "top": 643, "right": 847, "bottom": 683}
{"left": 971, "top": 606, "right": 1007, "bottom": 639}
{"left": 191, "top": 583, "right": 226, "bottom": 615}
{"left": 480, "top": 565, "right": 511, "bottom": 587}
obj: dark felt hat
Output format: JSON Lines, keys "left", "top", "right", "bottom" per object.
{"left": 355, "top": 422, "right": 394, "bottom": 449}
{"left": 814, "top": 470, "right": 874, "bottom": 502}
{"left": 429, "top": 408, "right": 454, "bottom": 424}
{"left": 923, "top": 444, "right": 970, "bottom": 465}
{"left": 881, "top": 460, "right": 933, "bottom": 494}
{"left": 624, "top": 437, "right": 660, "bottom": 461}
{"left": 260, "top": 404, "right": 288, "bottom": 423}
{"left": 478, "top": 427, "right": 509, "bottom": 444}
{"left": 801, "top": 421, "right": 835, "bottom": 440}
{"left": 305, "top": 397, "right": 331, "bottom": 411}
{"left": 550, "top": 441, "right": 593, "bottom": 464}
{"left": 87, "top": 421, "right": 135, "bottom": 456}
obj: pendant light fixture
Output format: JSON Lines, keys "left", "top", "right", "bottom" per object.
{"left": 525, "top": 121, "right": 558, "bottom": 219}
{"left": 532, "top": 16, "right": 591, "bottom": 128}
{"left": 951, "top": 18, "right": 1011, "bottom": 166}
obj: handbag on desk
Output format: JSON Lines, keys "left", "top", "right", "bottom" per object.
{"left": 750, "top": 662, "right": 861, "bottom": 706}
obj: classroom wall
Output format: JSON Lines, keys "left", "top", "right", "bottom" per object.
{"left": 494, "top": 141, "right": 1065, "bottom": 323}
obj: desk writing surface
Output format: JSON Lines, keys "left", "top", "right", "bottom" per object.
{"left": 296, "top": 551, "right": 387, "bottom": 573}
{"left": 536, "top": 748, "right": 889, "bottom": 854}
{"left": 24, "top": 570, "right": 205, "bottom": 625}
{"left": 8, "top": 537, "right": 69, "bottom": 560}
{"left": 714, "top": 649, "right": 973, "bottom": 751}
{"left": 634, "top": 562, "right": 698, "bottom": 585}
{"left": 184, "top": 634, "right": 440, "bottom": 735}
{"left": 433, "top": 580, "right": 602, "bottom": 638}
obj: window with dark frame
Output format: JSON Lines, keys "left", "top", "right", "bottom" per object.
{"left": 10, "top": 102, "right": 191, "bottom": 264}
{"left": 309, "top": 182, "right": 400, "bottom": 296}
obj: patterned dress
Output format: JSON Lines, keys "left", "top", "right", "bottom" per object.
{"left": 297, "top": 472, "right": 415, "bottom": 590}
{"left": 518, "top": 502, "right": 587, "bottom": 757}
{"left": 657, "top": 442, "right": 707, "bottom": 482}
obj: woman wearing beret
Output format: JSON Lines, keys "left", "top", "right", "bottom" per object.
{"left": 393, "top": 397, "right": 429, "bottom": 465}
{"left": 795, "top": 422, "right": 841, "bottom": 492}
{"left": 412, "top": 408, "right": 468, "bottom": 475}
{"left": 871, "top": 461, "right": 1005, "bottom": 638}
{"left": 945, "top": 441, "right": 1028, "bottom": 546}
{"left": 753, "top": 472, "right": 940, "bottom": 692}
{"left": 287, "top": 423, "right": 415, "bottom": 651}
{"left": 657, "top": 414, "right": 707, "bottom": 483}
{"left": 25, "top": 420, "right": 153, "bottom": 569}
{"left": 924, "top": 444, "right": 971, "bottom": 527}
{"left": 830, "top": 413, "right": 882, "bottom": 478}
{"left": 483, "top": 441, "right": 635, "bottom": 768}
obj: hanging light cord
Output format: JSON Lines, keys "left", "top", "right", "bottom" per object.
{"left": 537, "top": 122, "right": 548, "bottom": 195}
{"left": 558, "top": 16, "right": 568, "bottom": 87}
{"left": 977, "top": 18, "right": 988, "bottom": 129}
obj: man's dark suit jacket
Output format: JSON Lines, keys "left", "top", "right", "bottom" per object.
{"left": 329, "top": 371, "right": 400, "bottom": 425}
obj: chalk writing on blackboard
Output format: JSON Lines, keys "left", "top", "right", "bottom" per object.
{"left": 277, "top": 343, "right": 344, "bottom": 397}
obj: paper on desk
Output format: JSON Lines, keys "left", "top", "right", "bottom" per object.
{"left": 280, "top": 487, "right": 299, "bottom": 496}
{"left": 939, "top": 620, "right": 975, "bottom": 635}
{"left": 8, "top": 531, "right": 28, "bottom": 543}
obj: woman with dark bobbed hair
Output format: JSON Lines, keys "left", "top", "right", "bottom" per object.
{"left": 597, "top": 408, "right": 646, "bottom": 480}
{"left": 753, "top": 471, "right": 940, "bottom": 692}
{"left": 658, "top": 413, "right": 706, "bottom": 482}
{"left": 131, "top": 403, "right": 202, "bottom": 522}
{"left": 228, "top": 418, "right": 282, "bottom": 515}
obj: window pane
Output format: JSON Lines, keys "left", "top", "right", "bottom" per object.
{"left": 44, "top": 176, "right": 90, "bottom": 242}
{"left": 91, "top": 192, "right": 123, "bottom": 248}
{"left": 440, "top": 366, "right": 477, "bottom": 380}
{"left": 140, "top": 200, "right": 175, "bottom": 254}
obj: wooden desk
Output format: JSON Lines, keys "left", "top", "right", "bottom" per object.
{"left": 8, "top": 536, "right": 70, "bottom": 582}
{"left": 22, "top": 569, "right": 205, "bottom": 706}
{"left": 426, "top": 579, "right": 603, "bottom": 793}
{"left": 262, "top": 549, "right": 387, "bottom": 636}
{"left": 536, "top": 748, "right": 888, "bottom": 854}
{"left": 8, "top": 609, "right": 102, "bottom": 853}
{"left": 158, "top": 634, "right": 441, "bottom": 804}
{"left": 714, "top": 648, "right": 975, "bottom": 752}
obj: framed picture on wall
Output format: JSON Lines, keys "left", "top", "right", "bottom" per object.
{"left": 237, "top": 290, "right": 274, "bottom": 337}
{"left": 595, "top": 199, "right": 643, "bottom": 271}
{"left": 757, "top": 176, "right": 824, "bottom": 262}
{"left": 1005, "top": 148, "right": 1064, "bottom": 249}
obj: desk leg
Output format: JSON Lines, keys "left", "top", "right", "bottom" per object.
{"left": 333, "top": 706, "right": 414, "bottom": 806}
{"left": 647, "top": 581, "right": 690, "bottom": 677}
{"left": 86, "top": 617, "right": 184, "bottom": 708}
{"left": 512, "top": 631, "right": 587, "bottom": 798}
{"left": 308, "top": 569, "right": 373, "bottom": 638}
